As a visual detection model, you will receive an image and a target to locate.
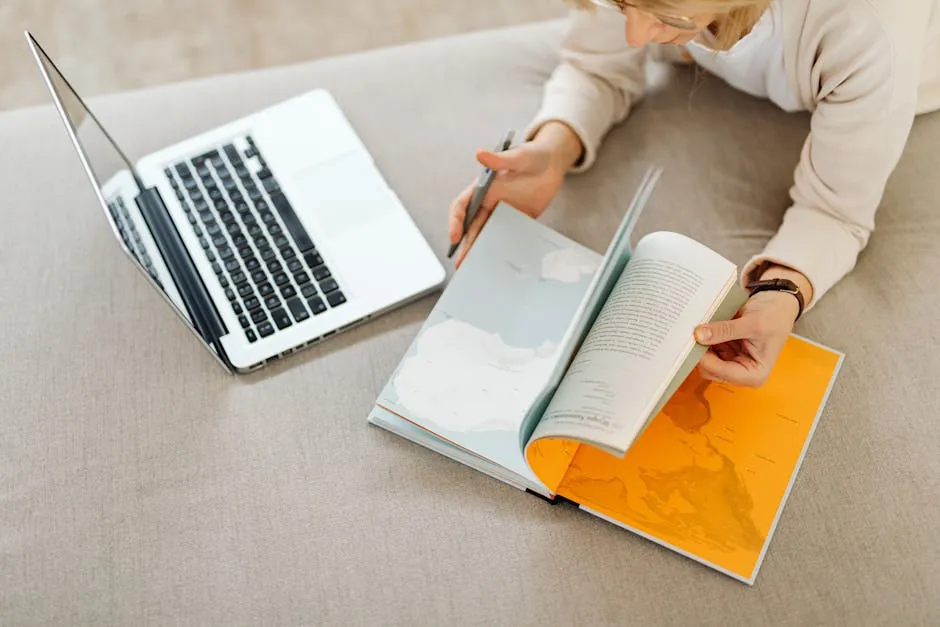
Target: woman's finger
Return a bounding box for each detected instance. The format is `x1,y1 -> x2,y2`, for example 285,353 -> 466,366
448,183 -> 476,244
476,147 -> 532,173
454,199 -> 499,268
698,351 -> 756,387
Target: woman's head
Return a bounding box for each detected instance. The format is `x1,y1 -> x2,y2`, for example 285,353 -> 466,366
582,0 -> 771,50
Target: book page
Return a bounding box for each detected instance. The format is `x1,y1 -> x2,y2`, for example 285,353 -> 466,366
528,231 -> 738,456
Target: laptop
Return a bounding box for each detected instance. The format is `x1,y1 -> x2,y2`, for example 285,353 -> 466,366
25,31 -> 445,374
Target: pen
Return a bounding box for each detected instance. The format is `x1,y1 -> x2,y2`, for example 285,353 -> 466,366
447,129 -> 515,258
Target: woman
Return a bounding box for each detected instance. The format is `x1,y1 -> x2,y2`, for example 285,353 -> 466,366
446,0 -> 940,388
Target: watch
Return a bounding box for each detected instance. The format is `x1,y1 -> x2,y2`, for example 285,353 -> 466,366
745,277 -> 805,321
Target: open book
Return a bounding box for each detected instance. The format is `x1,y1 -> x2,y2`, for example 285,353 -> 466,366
368,168 -> 843,584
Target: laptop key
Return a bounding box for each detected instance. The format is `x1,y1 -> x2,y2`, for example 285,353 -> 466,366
225,288 -> 236,301
246,329 -> 258,343
255,237 -> 270,251
273,272 -> 289,287
268,260 -> 283,274
281,285 -> 297,299
206,222 -> 222,237
199,237 -> 210,250
300,283 -> 318,299
187,213 -> 197,225
281,248 -> 296,260
273,235 -> 289,249
212,235 -> 227,248
258,283 -> 275,298
205,250 -> 216,263
319,278 -> 338,294
307,296 -> 326,315
262,176 -> 280,194
232,301 -> 243,315
219,275 -> 229,288
271,308 -> 292,330
230,191 -> 243,203
219,247 -> 234,261
261,248 -> 277,262
257,322 -> 275,338
287,259 -> 303,274
265,295 -> 281,310
285,297 -> 309,322
251,270 -> 267,284
223,144 -> 242,165
211,262 -> 222,275
294,272 -> 311,286
225,259 -> 241,273
244,296 -> 261,311
304,251 -> 322,268
238,315 -> 250,329
238,246 -> 254,259
312,265 -> 330,281
232,234 -> 248,247
245,258 -> 261,272
251,309 -> 268,324
231,271 -> 247,286
327,291 -> 346,308
238,283 -> 254,298
269,192 -> 314,253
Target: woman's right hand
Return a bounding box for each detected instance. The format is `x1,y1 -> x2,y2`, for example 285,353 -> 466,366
447,121 -> 583,267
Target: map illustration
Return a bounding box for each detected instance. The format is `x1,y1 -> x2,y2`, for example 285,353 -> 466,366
376,205 -> 604,488
527,337 -> 842,582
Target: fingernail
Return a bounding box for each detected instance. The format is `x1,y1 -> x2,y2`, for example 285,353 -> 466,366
695,327 -> 711,342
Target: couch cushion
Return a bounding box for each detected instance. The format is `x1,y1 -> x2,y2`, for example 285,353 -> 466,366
1,18 -> 938,625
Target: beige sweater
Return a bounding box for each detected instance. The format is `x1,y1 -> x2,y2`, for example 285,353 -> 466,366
526,0 -> 940,308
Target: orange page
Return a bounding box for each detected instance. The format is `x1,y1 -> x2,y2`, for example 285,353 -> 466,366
526,335 -> 843,583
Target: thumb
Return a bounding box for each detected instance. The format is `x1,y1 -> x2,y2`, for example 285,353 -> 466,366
695,317 -> 751,345
476,147 -> 531,172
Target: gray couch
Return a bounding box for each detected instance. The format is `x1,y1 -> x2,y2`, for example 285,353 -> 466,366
1,19 -> 937,626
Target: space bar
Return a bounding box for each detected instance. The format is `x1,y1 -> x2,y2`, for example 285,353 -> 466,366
269,191 -> 315,253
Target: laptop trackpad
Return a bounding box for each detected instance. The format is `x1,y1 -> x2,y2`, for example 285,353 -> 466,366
289,152 -> 390,238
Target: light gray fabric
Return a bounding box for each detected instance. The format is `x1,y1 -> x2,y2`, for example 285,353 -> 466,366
1,19 -> 938,626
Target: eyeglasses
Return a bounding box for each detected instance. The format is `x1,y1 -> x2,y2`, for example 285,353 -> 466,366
591,0 -> 700,31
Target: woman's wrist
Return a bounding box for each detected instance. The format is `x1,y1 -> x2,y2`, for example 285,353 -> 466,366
753,262 -> 815,321
531,121 -> 584,173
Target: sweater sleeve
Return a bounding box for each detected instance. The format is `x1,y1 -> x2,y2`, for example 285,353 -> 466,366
525,7 -> 648,172
740,5 -> 925,309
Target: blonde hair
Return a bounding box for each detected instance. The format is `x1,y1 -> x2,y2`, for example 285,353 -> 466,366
571,0 -> 771,51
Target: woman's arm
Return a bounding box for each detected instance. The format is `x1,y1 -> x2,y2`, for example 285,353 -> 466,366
525,6 -> 649,172
740,3 -> 930,310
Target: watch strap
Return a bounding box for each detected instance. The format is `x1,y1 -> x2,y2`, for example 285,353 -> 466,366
745,277 -> 805,321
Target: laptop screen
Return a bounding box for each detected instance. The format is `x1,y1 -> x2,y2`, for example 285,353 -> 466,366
30,37 -> 142,204
26,34 -> 209,344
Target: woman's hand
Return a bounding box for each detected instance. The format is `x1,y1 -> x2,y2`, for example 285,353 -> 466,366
448,121 -> 583,267
693,265 -> 813,388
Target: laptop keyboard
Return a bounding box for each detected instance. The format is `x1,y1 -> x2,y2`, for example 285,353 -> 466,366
164,135 -> 346,344
107,196 -> 163,288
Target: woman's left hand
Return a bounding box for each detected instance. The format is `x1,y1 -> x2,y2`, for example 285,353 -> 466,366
692,290 -> 802,388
